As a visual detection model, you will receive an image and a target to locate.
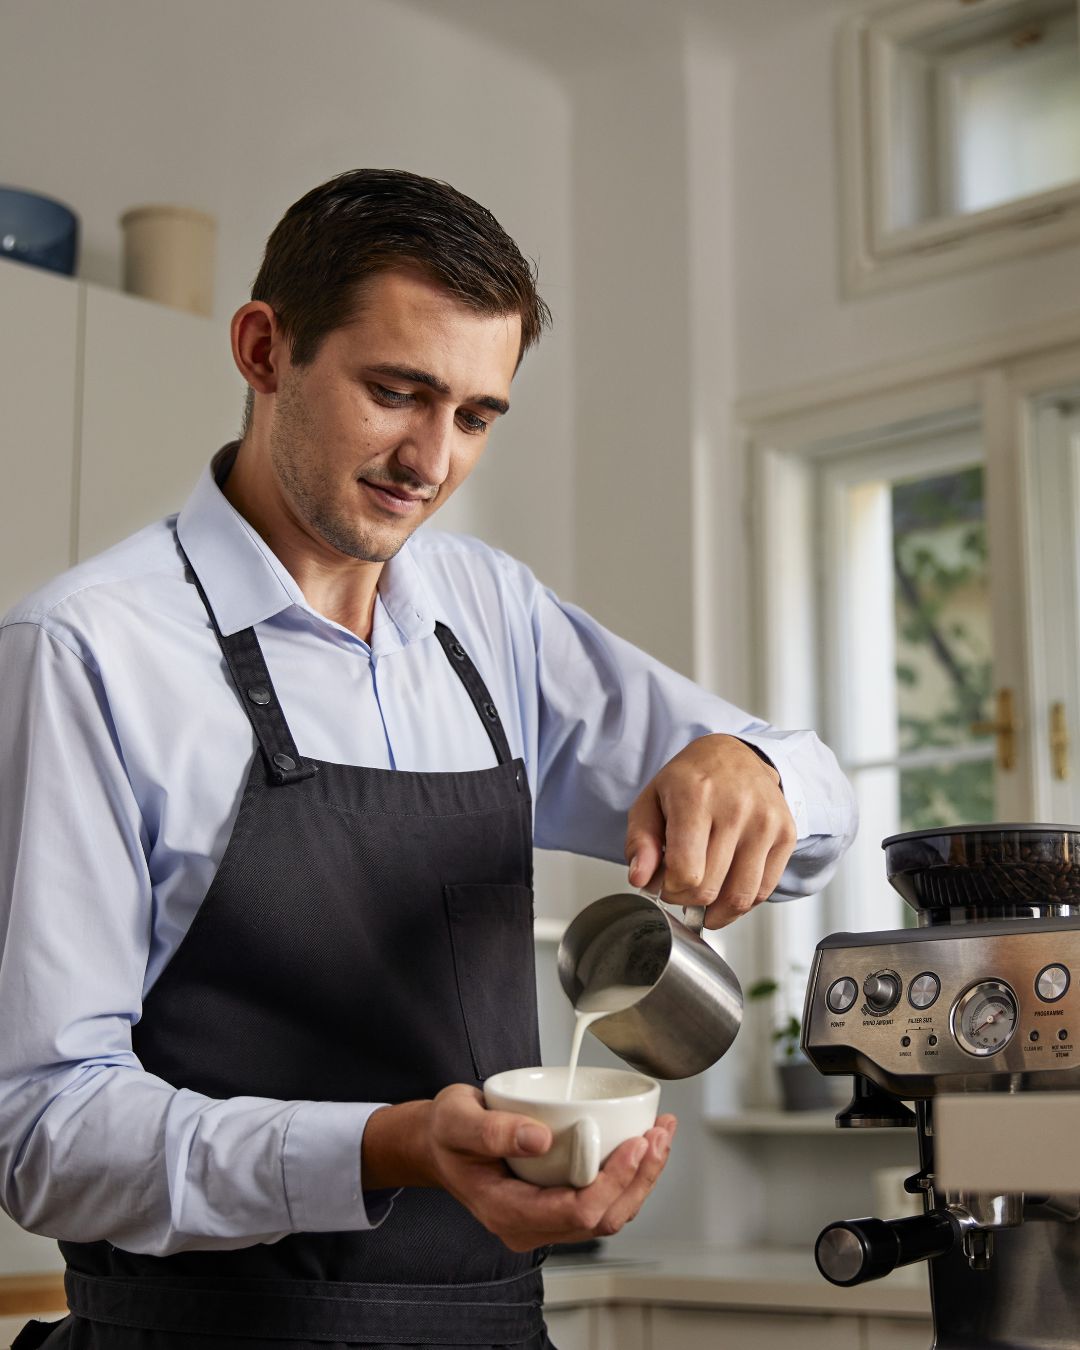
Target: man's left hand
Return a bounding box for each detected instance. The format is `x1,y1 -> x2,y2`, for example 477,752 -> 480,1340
625,733 -> 796,929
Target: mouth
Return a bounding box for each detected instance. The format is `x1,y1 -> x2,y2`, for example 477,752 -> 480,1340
359,478 -> 430,517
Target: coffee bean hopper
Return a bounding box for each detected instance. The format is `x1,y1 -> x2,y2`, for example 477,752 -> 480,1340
802,824 -> 1080,1350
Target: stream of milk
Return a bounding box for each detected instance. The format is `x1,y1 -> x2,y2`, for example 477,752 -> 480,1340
565,983 -> 645,1099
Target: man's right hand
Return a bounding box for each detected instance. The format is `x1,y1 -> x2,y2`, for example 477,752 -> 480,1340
361,1084 -> 676,1252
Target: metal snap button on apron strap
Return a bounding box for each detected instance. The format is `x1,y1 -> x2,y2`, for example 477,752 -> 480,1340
272,753 -> 296,772
450,642 -> 466,660
483,700 -> 498,721
247,686 -> 272,706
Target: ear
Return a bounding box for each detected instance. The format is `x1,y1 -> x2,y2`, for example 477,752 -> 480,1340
231,301 -> 285,397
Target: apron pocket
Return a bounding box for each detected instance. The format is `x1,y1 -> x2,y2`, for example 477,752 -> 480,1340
444,882 -> 541,1081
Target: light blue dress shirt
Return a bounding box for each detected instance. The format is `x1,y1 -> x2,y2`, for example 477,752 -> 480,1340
0,457 -> 856,1257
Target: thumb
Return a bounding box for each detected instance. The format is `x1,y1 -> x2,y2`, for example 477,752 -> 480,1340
442,1089 -> 552,1159
481,1110 -> 552,1159
626,788 -> 665,891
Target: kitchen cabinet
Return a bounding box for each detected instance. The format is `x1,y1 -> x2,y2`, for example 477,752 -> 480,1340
546,1306 -> 934,1350
0,258 -> 243,615
650,1306 -> 862,1349
542,1243 -> 933,1350
545,1303 -> 648,1350
77,283 -> 242,560
864,1316 -> 934,1348
543,1305 -> 592,1350
0,261 -> 79,613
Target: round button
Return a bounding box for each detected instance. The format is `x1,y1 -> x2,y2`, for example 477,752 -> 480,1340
272,752 -> 296,772
863,971 -> 901,1014
928,1034 -> 938,1047
1031,1030 -> 1040,1042
1059,1029 -> 1070,1042
1036,964 -> 1070,1003
247,686 -> 271,706
909,972 -> 940,1011
826,977 -> 859,1015
901,1035 -> 911,1047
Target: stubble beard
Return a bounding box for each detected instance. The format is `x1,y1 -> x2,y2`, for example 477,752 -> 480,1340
269,379 -> 416,565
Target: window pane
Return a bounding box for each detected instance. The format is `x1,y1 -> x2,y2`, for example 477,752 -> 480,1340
900,758 -> 996,834
946,11 -> 1080,215
893,465 -> 993,756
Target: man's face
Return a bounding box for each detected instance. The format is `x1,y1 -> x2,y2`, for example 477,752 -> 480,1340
266,268 -> 520,564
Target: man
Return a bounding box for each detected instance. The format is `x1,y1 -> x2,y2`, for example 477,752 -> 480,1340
0,169 -> 856,1349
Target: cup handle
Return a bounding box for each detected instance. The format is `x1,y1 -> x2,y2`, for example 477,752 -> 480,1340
568,1117 -> 602,1188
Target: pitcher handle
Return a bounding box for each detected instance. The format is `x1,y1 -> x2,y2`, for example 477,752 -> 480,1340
680,905 -> 706,936
639,871 -> 707,937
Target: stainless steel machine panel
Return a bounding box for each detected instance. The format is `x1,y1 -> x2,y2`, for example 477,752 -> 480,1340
803,918 -> 1080,1096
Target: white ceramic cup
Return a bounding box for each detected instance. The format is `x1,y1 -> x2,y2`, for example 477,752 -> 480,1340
482,1065 -> 660,1188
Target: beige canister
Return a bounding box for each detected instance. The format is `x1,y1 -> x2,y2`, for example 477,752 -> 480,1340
120,205 -> 217,317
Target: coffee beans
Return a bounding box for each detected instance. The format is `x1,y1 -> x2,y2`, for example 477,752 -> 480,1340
884,826 -> 1080,914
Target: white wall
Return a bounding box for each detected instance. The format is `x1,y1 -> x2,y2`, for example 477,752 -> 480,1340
0,0 -> 575,597
731,2 -> 1080,400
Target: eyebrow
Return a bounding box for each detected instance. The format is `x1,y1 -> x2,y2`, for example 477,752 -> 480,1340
367,363 -> 510,416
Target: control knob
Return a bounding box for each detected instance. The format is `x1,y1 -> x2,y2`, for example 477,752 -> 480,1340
863,971 -> 901,1014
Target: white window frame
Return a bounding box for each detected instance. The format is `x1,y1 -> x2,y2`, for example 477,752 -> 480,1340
839,0 -> 1080,296
733,311 -> 1080,1108
820,416 -> 991,937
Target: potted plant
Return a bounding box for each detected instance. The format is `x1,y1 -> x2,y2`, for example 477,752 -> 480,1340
747,977 -> 834,1111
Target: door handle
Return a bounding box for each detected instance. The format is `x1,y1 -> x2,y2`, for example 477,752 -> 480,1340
1050,702 -> 1069,782
970,689 -> 1016,772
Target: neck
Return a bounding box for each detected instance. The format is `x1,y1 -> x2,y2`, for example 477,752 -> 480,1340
220,441 -> 383,642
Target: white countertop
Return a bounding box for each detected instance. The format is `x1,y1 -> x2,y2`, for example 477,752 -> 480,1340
543,1239 -> 932,1318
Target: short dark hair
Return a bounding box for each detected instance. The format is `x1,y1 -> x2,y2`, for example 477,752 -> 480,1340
240,168 -> 550,435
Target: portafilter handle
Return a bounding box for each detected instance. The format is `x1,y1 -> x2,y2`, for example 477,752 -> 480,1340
815,1213 -> 956,1287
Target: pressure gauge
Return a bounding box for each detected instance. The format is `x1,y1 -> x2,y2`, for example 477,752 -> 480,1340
952,980 -> 1019,1057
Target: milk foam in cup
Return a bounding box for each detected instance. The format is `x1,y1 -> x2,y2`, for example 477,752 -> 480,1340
482,1065 -> 660,1188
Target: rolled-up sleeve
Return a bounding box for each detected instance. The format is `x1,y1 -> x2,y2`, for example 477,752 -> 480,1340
0,620 -> 393,1255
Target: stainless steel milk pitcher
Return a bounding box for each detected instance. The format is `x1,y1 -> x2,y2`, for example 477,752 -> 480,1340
556,892 -> 743,1080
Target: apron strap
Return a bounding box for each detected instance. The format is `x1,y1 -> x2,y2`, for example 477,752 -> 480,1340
180,552 -> 318,787
434,622 -> 514,767
65,1266 -> 545,1345
178,540 -> 515,782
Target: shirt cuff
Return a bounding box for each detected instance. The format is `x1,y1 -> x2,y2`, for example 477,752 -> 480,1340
283,1100 -> 398,1233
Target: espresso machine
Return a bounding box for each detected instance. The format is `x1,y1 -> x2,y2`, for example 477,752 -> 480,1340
802,824 -> 1080,1350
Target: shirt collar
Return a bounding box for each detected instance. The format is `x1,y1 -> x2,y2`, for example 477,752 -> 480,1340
175,445 -> 436,648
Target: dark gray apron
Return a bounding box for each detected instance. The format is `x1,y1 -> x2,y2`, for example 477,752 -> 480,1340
16,551 -> 552,1350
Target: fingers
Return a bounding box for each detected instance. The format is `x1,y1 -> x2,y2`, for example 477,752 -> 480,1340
438,1109 -> 679,1254
434,1084 -> 552,1159
631,735 -> 797,924
593,1117 -> 676,1234
501,1127 -> 665,1247
626,790 -> 665,891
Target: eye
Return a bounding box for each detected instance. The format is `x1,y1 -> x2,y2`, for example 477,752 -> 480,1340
457,410 -> 490,435
371,384 -> 412,406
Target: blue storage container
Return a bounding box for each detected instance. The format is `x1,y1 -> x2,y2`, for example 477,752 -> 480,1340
0,186 -> 79,276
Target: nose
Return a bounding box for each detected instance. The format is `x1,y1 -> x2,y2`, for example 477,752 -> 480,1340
396,407 -> 455,490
